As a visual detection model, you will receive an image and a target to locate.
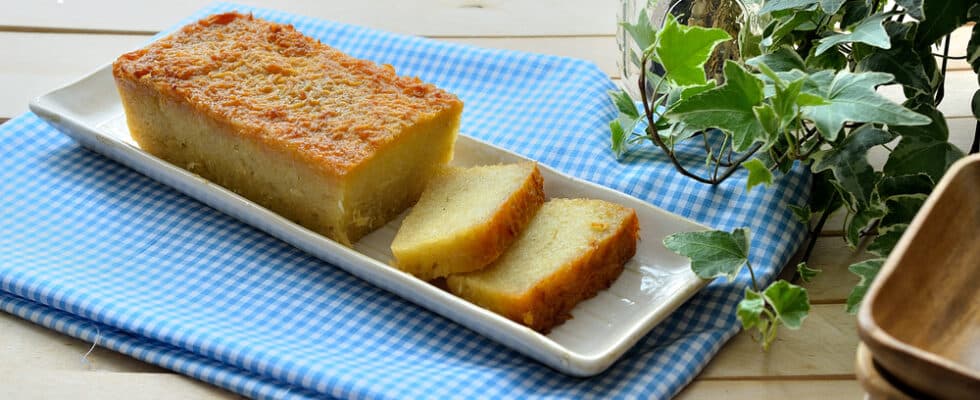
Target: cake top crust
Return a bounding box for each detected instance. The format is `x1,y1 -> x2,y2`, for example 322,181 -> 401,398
112,12 -> 462,176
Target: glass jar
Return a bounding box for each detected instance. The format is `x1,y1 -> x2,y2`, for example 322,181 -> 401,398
617,0 -> 764,101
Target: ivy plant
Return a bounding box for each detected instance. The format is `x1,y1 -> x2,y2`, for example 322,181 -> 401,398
613,0 -> 978,349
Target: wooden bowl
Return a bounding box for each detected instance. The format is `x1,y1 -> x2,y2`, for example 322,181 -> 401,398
856,342 -> 916,400
858,153 -> 980,399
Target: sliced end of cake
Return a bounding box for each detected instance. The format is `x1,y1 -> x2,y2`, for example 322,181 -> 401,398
390,162 -> 545,280
446,198 -> 639,333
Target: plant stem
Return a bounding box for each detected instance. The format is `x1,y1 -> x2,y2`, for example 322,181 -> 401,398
703,133 -> 735,167
761,308 -> 779,352
712,135 -> 730,181
746,260 -> 759,292
715,143 -> 764,182
638,53 -> 761,185
936,34 -> 951,105
803,194 -> 834,260
638,56 -> 717,184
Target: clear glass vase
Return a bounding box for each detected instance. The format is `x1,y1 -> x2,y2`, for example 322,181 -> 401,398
617,0 -> 764,101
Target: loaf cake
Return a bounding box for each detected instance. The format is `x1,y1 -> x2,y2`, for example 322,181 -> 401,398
447,198 -> 639,333
390,162 -> 545,280
112,12 -> 463,245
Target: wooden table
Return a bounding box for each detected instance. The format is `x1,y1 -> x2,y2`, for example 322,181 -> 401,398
1,2 -> 974,398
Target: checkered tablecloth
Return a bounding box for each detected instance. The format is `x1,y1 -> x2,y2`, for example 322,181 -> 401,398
0,3 -> 810,399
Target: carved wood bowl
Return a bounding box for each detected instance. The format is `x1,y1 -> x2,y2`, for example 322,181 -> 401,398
858,153 -> 980,399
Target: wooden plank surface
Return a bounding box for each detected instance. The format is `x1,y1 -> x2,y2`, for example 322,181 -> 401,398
677,379 -> 863,399
0,32 -> 618,118
0,0 -> 616,37
1,32 -> 975,120
700,305 -> 858,379
0,370 -> 237,400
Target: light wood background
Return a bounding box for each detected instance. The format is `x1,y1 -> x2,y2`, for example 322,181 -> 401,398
0,1 -> 975,398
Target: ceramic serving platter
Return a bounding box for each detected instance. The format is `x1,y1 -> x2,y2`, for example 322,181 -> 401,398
29,64 -> 709,376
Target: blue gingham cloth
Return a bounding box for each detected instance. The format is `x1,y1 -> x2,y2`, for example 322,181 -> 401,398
0,3 -> 810,399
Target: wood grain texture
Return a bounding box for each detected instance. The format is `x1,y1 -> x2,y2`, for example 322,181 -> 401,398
859,154 -> 980,399
0,32 -> 148,118
855,343 -> 915,400
0,310 -> 163,373
677,378 -> 863,399
0,32 -> 618,119
0,0 -> 616,37
801,237 -> 870,303
0,369 -> 238,399
699,305 -> 859,379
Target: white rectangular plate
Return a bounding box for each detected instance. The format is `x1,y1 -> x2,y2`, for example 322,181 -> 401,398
29,64 -> 708,377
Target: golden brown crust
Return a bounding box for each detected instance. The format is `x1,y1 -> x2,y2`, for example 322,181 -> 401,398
112,12 -> 463,178
495,208 -> 638,333
392,163 -> 545,280
464,164 -> 546,270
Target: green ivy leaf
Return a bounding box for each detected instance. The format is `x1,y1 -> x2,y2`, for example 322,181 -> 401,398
973,89 -> 980,120
847,258 -> 885,313
841,0 -> 871,28
680,80 -> 718,100
868,224 -> 907,257
760,0 -> 820,14
805,45 -> 848,71
756,143 -> 796,174
737,289 -> 766,330
809,170 -> 845,214
855,42 -> 932,97
621,7 -> 658,54
739,18 -> 765,60
796,92 -> 829,106
846,201 -> 887,248
644,71 -> 675,96
815,13 -> 891,56
667,61 -> 767,151
813,125 -> 893,205
772,76 -> 807,128
768,11 -> 820,47
969,22 -> 980,73
753,104 -> 781,143
655,14 -> 732,86
788,204 -> 812,224
820,0 -> 846,14
883,103 -> 964,182
880,194 -> 927,228
796,262 -> 821,283
801,69 -> 834,96
609,118 -> 630,158
663,228 -> 750,281
876,173 -> 934,199
895,0 -> 924,20
763,280 -> 811,329
609,89 -> 640,119
829,179 -> 859,212
663,122 -> 701,147
747,46 -> 806,72
802,71 -> 931,140
915,0 -> 975,48
744,158 -> 775,192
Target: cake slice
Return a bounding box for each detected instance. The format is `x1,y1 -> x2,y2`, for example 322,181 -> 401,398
446,198 -> 639,333
112,12 -> 463,246
391,162 -> 545,280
